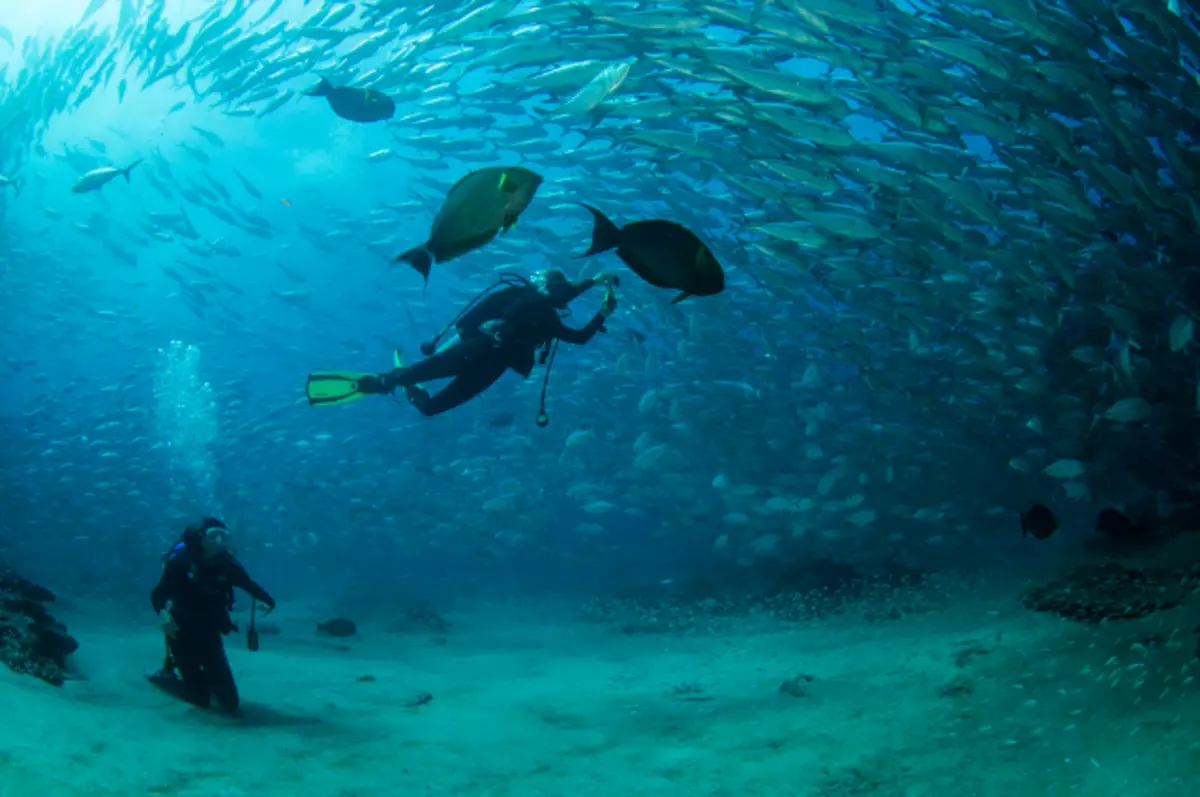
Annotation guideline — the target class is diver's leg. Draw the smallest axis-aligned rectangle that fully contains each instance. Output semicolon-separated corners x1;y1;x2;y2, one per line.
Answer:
407;356;508;417
202;637;240;713
165;631;212;708
147;636;175;678
379;339;485;390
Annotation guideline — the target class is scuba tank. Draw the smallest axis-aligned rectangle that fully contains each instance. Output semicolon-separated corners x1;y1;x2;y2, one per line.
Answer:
419;273;531;355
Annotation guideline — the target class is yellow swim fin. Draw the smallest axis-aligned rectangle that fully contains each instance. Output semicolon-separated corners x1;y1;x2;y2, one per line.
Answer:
497;171;509;191
393;350;404;368
305;372;374;407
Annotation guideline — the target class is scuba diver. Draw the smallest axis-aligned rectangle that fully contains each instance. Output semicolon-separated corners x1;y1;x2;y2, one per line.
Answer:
147;517;275;713
306;269;619;425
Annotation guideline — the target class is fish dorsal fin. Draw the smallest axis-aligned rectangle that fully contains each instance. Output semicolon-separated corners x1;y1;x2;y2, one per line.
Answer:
444;168;491;200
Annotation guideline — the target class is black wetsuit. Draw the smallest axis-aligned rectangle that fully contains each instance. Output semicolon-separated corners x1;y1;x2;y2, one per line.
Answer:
380;279;607;416
150;546;274;711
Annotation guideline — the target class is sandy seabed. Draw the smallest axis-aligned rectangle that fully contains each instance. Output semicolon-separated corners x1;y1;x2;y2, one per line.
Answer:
3;584;1200;797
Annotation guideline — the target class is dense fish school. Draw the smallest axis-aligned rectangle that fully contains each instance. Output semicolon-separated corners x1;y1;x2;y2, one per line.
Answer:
3;0;1200;578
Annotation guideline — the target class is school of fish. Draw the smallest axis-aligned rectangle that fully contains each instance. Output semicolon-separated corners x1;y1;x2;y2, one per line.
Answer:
2;0;1199;574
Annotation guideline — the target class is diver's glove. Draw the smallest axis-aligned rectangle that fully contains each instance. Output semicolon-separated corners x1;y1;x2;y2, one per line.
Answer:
596;272;620;288
357;374;389;395
600;288;618;318
256;601;275;617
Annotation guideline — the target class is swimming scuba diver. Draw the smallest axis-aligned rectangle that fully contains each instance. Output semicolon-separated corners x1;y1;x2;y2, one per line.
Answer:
306;269;619;425
147;517;275;713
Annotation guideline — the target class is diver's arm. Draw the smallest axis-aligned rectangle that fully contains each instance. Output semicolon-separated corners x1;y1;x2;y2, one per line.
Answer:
150;565;177;613
224;558;276;608
555;285;615;344
554;312;607;345
556;279;600;305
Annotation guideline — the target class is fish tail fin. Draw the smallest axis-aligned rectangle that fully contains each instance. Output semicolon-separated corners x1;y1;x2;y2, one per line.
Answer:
576;204;620;257
305;77;332;97
122;159;142;180
394;244;433;282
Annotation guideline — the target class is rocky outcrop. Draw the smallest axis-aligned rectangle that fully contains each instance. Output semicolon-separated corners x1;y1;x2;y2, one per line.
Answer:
0;568;78;685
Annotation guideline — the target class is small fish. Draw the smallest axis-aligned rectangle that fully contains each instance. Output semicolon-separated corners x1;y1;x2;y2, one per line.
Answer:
1042;458;1084;479
305;77;395;123
1021;503;1058;540
488;412;516;427
276;259;308;283
1169;315;1194;352
80;0;107;21
393;166;543;282
231;167;262;199
191;125;225;147
71;160;142;193
576;205;725;303
1100;397;1152;424
316;618;358;637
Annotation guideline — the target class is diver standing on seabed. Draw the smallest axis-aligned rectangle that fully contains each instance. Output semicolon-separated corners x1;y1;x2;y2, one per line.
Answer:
146;517;275;713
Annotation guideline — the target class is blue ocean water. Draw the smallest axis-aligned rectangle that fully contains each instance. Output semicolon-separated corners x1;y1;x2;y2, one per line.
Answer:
4;0;1200;794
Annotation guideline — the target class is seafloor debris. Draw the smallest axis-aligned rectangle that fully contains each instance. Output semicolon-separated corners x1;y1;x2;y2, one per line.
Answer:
578;557;933;632
669;681;706;698
387;600;451;635
778;673;816;698
404;691;433;708
0;567;79;685
937;677;973;698
1021;563;1199;624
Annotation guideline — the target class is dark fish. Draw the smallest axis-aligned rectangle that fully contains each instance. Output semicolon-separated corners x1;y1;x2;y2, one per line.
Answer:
1020;503;1058;540
577;205;725;303
393;166;543;282
488;412;515;427
317;618;358;637
305;77;395;123
1096;508;1145;541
